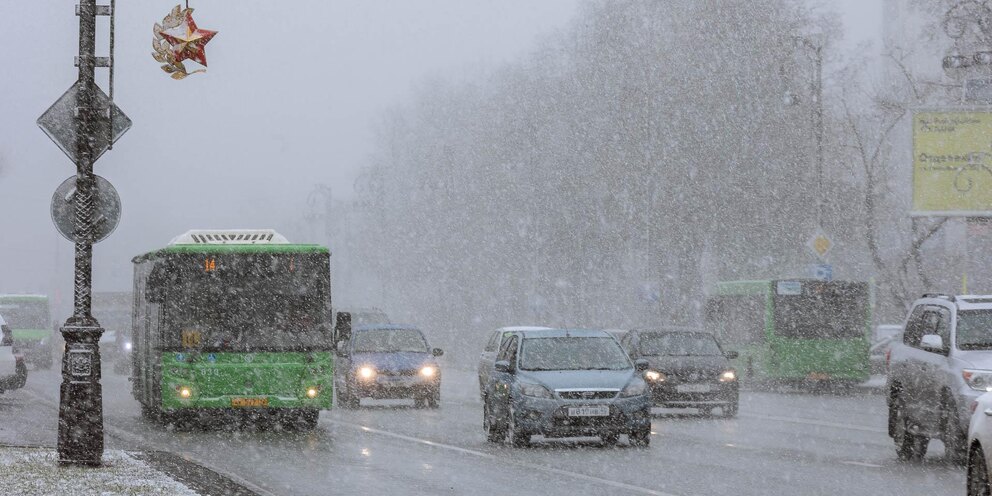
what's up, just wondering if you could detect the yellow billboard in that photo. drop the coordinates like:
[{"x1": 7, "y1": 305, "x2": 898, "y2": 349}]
[{"x1": 913, "y1": 110, "x2": 992, "y2": 216}]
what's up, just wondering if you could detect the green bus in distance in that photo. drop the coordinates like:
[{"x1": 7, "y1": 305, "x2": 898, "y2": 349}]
[
  {"x1": 130, "y1": 229, "x2": 334, "y2": 429},
  {"x1": 704, "y1": 279, "x2": 871, "y2": 386},
  {"x1": 0, "y1": 294, "x2": 54, "y2": 369}
]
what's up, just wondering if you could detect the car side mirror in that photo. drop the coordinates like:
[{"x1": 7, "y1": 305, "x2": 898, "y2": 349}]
[
  {"x1": 432, "y1": 348, "x2": 444, "y2": 357},
  {"x1": 920, "y1": 334, "x2": 945, "y2": 353},
  {"x1": 495, "y1": 360, "x2": 512, "y2": 374},
  {"x1": 334, "y1": 312, "x2": 352, "y2": 344},
  {"x1": 725, "y1": 351, "x2": 739, "y2": 360},
  {"x1": 634, "y1": 359, "x2": 650, "y2": 372}
]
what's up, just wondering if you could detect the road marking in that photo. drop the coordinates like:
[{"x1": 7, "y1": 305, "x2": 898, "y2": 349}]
[
  {"x1": 18, "y1": 387, "x2": 279, "y2": 496},
  {"x1": 740, "y1": 412, "x2": 887, "y2": 434},
  {"x1": 327, "y1": 418, "x2": 681, "y2": 496},
  {"x1": 841, "y1": 460, "x2": 885, "y2": 468}
]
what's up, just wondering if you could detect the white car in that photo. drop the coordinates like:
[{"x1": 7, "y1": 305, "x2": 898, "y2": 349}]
[
  {"x1": 969, "y1": 392, "x2": 992, "y2": 495},
  {"x1": 0, "y1": 315, "x2": 27, "y2": 392}
]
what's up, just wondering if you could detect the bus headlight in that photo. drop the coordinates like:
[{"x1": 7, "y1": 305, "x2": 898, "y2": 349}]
[
  {"x1": 719, "y1": 370, "x2": 737, "y2": 382},
  {"x1": 358, "y1": 366, "x2": 376, "y2": 380},
  {"x1": 306, "y1": 386, "x2": 319, "y2": 399},
  {"x1": 124, "y1": 341, "x2": 133, "y2": 351},
  {"x1": 178, "y1": 386, "x2": 192, "y2": 399},
  {"x1": 420, "y1": 366, "x2": 436, "y2": 378}
]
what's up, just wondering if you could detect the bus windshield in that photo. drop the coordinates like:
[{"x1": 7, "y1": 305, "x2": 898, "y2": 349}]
[
  {"x1": 773, "y1": 282, "x2": 867, "y2": 340},
  {"x1": 161, "y1": 255, "x2": 330, "y2": 351},
  {"x1": 0, "y1": 301, "x2": 49, "y2": 329}
]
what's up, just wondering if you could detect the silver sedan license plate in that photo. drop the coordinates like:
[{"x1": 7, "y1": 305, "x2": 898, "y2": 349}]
[{"x1": 568, "y1": 405, "x2": 609, "y2": 417}]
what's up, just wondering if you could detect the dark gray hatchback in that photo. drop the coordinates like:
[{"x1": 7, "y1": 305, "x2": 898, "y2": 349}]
[{"x1": 620, "y1": 329, "x2": 739, "y2": 417}]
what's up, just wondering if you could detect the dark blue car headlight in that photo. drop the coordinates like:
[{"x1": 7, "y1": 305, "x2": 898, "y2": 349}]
[{"x1": 420, "y1": 365, "x2": 437, "y2": 378}]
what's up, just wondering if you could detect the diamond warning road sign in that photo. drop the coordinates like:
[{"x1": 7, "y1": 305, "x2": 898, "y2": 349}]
[
  {"x1": 37, "y1": 80, "x2": 131, "y2": 165},
  {"x1": 807, "y1": 230, "x2": 832, "y2": 259}
]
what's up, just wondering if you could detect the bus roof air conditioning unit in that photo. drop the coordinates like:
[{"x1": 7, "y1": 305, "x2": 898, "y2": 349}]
[{"x1": 169, "y1": 229, "x2": 290, "y2": 245}]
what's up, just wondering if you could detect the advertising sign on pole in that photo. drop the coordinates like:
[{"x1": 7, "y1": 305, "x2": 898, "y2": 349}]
[{"x1": 912, "y1": 110, "x2": 992, "y2": 216}]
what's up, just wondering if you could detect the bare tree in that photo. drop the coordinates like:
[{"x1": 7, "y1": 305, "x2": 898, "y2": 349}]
[{"x1": 840, "y1": 50, "x2": 951, "y2": 315}]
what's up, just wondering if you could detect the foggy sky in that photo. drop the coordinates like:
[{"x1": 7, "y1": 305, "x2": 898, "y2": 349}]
[{"x1": 0, "y1": 1, "x2": 881, "y2": 313}]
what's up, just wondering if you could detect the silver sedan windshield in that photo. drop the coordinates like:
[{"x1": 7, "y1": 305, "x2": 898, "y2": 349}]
[{"x1": 519, "y1": 337, "x2": 631, "y2": 371}]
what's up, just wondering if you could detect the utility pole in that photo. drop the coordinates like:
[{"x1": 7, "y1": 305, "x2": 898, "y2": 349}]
[
  {"x1": 47, "y1": 0, "x2": 122, "y2": 467},
  {"x1": 58, "y1": 0, "x2": 105, "y2": 467},
  {"x1": 39, "y1": 0, "x2": 128, "y2": 466}
]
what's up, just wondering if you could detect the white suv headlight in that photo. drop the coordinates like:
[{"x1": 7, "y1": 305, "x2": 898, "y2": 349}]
[
  {"x1": 519, "y1": 382, "x2": 553, "y2": 399},
  {"x1": 620, "y1": 379, "x2": 647, "y2": 398},
  {"x1": 963, "y1": 369, "x2": 992, "y2": 392}
]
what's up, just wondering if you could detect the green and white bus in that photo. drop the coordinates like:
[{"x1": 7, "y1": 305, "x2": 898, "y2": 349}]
[
  {"x1": 0, "y1": 294, "x2": 53, "y2": 369},
  {"x1": 704, "y1": 279, "x2": 871, "y2": 385},
  {"x1": 131, "y1": 230, "x2": 335, "y2": 429}
]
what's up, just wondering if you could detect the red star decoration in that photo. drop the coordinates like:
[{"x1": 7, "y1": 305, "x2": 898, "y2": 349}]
[{"x1": 160, "y1": 11, "x2": 217, "y2": 67}]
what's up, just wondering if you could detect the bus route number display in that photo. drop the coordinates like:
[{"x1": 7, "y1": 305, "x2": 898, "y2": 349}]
[{"x1": 181, "y1": 329, "x2": 202, "y2": 348}]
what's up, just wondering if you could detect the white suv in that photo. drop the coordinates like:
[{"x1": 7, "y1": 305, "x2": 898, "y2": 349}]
[
  {"x1": 0, "y1": 315, "x2": 27, "y2": 393},
  {"x1": 887, "y1": 294, "x2": 992, "y2": 463}
]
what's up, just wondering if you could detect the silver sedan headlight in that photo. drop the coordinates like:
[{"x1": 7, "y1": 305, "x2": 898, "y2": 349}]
[
  {"x1": 620, "y1": 379, "x2": 648, "y2": 398},
  {"x1": 519, "y1": 382, "x2": 553, "y2": 399}
]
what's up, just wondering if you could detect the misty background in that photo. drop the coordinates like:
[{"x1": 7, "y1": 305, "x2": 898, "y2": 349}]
[{"x1": 5, "y1": 1, "x2": 967, "y2": 365}]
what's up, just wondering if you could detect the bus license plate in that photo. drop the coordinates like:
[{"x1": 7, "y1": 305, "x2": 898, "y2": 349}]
[
  {"x1": 231, "y1": 397, "x2": 269, "y2": 408},
  {"x1": 677, "y1": 384, "x2": 711, "y2": 393},
  {"x1": 568, "y1": 405, "x2": 609, "y2": 417}
]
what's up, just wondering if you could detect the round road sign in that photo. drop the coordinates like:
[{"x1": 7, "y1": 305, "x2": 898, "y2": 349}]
[{"x1": 50, "y1": 175, "x2": 121, "y2": 243}]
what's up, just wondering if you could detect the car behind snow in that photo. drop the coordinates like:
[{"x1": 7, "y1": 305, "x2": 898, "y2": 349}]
[
  {"x1": 0, "y1": 315, "x2": 27, "y2": 393},
  {"x1": 968, "y1": 392, "x2": 992, "y2": 495},
  {"x1": 334, "y1": 324, "x2": 443, "y2": 408},
  {"x1": 482, "y1": 329, "x2": 651, "y2": 447},
  {"x1": 620, "y1": 328, "x2": 739, "y2": 417}
]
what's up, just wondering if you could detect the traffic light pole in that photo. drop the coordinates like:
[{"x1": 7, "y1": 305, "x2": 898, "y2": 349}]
[{"x1": 58, "y1": 0, "x2": 105, "y2": 467}]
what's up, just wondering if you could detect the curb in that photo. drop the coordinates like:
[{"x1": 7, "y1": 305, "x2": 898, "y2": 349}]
[
  {"x1": 19, "y1": 387, "x2": 274, "y2": 496},
  {"x1": 133, "y1": 450, "x2": 261, "y2": 496}
]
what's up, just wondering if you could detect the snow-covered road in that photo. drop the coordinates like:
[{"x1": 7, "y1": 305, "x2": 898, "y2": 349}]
[{"x1": 0, "y1": 367, "x2": 963, "y2": 496}]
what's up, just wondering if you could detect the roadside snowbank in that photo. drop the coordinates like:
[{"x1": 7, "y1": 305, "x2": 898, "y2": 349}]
[{"x1": 0, "y1": 446, "x2": 198, "y2": 496}]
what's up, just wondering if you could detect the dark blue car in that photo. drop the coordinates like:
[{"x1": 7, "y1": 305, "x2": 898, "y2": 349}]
[{"x1": 334, "y1": 324, "x2": 443, "y2": 409}]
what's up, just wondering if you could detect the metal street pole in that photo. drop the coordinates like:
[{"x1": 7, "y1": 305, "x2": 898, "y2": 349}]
[{"x1": 58, "y1": 0, "x2": 105, "y2": 467}]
